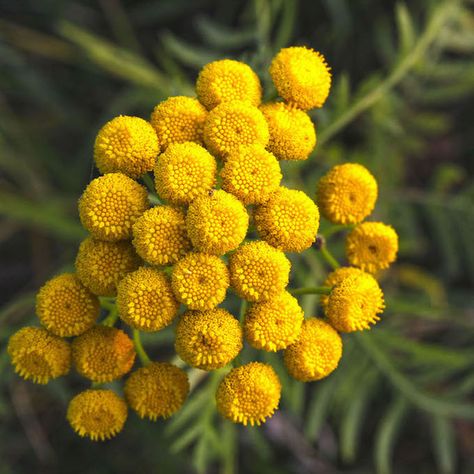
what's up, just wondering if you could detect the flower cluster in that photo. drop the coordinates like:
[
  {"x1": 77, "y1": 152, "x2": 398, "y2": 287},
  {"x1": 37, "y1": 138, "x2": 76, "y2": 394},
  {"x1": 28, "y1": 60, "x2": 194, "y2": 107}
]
[{"x1": 8, "y1": 46, "x2": 399, "y2": 441}]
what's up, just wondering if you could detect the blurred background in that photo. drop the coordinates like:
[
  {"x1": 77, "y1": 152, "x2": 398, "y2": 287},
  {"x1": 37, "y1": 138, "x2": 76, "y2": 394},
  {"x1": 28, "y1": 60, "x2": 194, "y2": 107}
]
[{"x1": 0, "y1": 0, "x2": 473, "y2": 473}]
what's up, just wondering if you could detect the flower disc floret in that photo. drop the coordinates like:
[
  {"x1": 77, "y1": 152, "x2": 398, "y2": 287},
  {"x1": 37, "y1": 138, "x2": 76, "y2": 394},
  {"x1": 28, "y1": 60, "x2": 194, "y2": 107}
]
[
  {"x1": 221, "y1": 145, "x2": 282, "y2": 205},
  {"x1": 216, "y1": 362, "x2": 281, "y2": 426},
  {"x1": 175, "y1": 309, "x2": 242, "y2": 370},
  {"x1": 124, "y1": 362, "x2": 189, "y2": 420},
  {"x1": 36, "y1": 273, "x2": 100, "y2": 337},
  {"x1": 8, "y1": 327, "x2": 71, "y2": 384},
  {"x1": 269, "y1": 46, "x2": 331, "y2": 110},
  {"x1": 117, "y1": 267, "x2": 179, "y2": 332},
  {"x1": 94, "y1": 115, "x2": 159, "y2": 178},
  {"x1": 284, "y1": 318, "x2": 342, "y2": 382},
  {"x1": 79, "y1": 173, "x2": 149, "y2": 241},
  {"x1": 317, "y1": 163, "x2": 378, "y2": 224},
  {"x1": 196, "y1": 59, "x2": 262, "y2": 110},
  {"x1": 320, "y1": 266, "x2": 366, "y2": 310},
  {"x1": 154, "y1": 142, "x2": 216, "y2": 205}
]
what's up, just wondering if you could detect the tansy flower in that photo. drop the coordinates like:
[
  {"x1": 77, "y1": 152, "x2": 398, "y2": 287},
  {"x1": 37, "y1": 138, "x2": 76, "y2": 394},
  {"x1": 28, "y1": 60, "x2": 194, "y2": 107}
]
[
  {"x1": 154, "y1": 142, "x2": 216, "y2": 205},
  {"x1": 67, "y1": 389, "x2": 127, "y2": 441},
  {"x1": 124, "y1": 362, "x2": 189, "y2": 420},
  {"x1": 8, "y1": 327, "x2": 71, "y2": 384},
  {"x1": 72, "y1": 326, "x2": 135, "y2": 383},
  {"x1": 186, "y1": 190, "x2": 248, "y2": 255},
  {"x1": 75, "y1": 237, "x2": 141, "y2": 297},
  {"x1": 78, "y1": 173, "x2": 149, "y2": 241},
  {"x1": 254, "y1": 187, "x2": 320, "y2": 252},
  {"x1": 326, "y1": 273, "x2": 385, "y2": 332},
  {"x1": 150, "y1": 96, "x2": 207, "y2": 149},
  {"x1": 196, "y1": 59, "x2": 262, "y2": 110},
  {"x1": 132, "y1": 206, "x2": 191, "y2": 266},
  {"x1": 283, "y1": 318, "x2": 342, "y2": 382},
  {"x1": 175, "y1": 309, "x2": 242, "y2": 370},
  {"x1": 220, "y1": 145, "x2": 282, "y2": 205},
  {"x1": 171, "y1": 253, "x2": 229, "y2": 310},
  {"x1": 346, "y1": 222, "x2": 399, "y2": 273},
  {"x1": 94, "y1": 115, "x2": 159, "y2": 178},
  {"x1": 203, "y1": 101, "x2": 269, "y2": 158},
  {"x1": 36, "y1": 273, "x2": 100, "y2": 337},
  {"x1": 320, "y1": 266, "x2": 366, "y2": 310},
  {"x1": 216, "y1": 362, "x2": 281, "y2": 426},
  {"x1": 260, "y1": 102, "x2": 316, "y2": 160},
  {"x1": 269, "y1": 46, "x2": 331, "y2": 110},
  {"x1": 229, "y1": 240, "x2": 290, "y2": 302},
  {"x1": 316, "y1": 163, "x2": 378, "y2": 224},
  {"x1": 244, "y1": 291, "x2": 304, "y2": 351},
  {"x1": 117, "y1": 267, "x2": 179, "y2": 332}
]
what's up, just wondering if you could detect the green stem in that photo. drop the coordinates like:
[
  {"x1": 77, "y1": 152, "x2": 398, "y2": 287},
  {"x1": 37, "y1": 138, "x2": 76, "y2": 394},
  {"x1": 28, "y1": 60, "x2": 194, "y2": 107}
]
[
  {"x1": 141, "y1": 173, "x2": 156, "y2": 194},
  {"x1": 319, "y1": 246, "x2": 340, "y2": 270},
  {"x1": 323, "y1": 224, "x2": 354, "y2": 239},
  {"x1": 290, "y1": 286, "x2": 332, "y2": 296},
  {"x1": 101, "y1": 306, "x2": 119, "y2": 327},
  {"x1": 234, "y1": 300, "x2": 248, "y2": 367},
  {"x1": 133, "y1": 329, "x2": 151, "y2": 366}
]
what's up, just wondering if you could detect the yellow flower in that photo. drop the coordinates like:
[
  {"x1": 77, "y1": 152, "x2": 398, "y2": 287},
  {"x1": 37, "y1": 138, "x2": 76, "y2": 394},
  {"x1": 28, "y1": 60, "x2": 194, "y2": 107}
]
[
  {"x1": 196, "y1": 59, "x2": 262, "y2": 110},
  {"x1": 175, "y1": 309, "x2": 242, "y2": 370},
  {"x1": 221, "y1": 145, "x2": 282, "y2": 205},
  {"x1": 36, "y1": 273, "x2": 100, "y2": 337},
  {"x1": 186, "y1": 190, "x2": 248, "y2": 255},
  {"x1": 216, "y1": 362, "x2": 281, "y2": 426},
  {"x1": 346, "y1": 222, "x2": 399, "y2": 273},
  {"x1": 94, "y1": 115, "x2": 159, "y2": 178},
  {"x1": 79, "y1": 173, "x2": 149, "y2": 241},
  {"x1": 244, "y1": 291, "x2": 304, "y2": 351},
  {"x1": 150, "y1": 96, "x2": 207, "y2": 149},
  {"x1": 203, "y1": 101, "x2": 269, "y2": 158},
  {"x1": 283, "y1": 318, "x2": 342, "y2": 382},
  {"x1": 316, "y1": 163, "x2": 378, "y2": 224},
  {"x1": 269, "y1": 46, "x2": 331, "y2": 110},
  {"x1": 67, "y1": 389, "x2": 127, "y2": 441},
  {"x1": 320, "y1": 266, "x2": 366, "y2": 310},
  {"x1": 124, "y1": 362, "x2": 189, "y2": 420},
  {"x1": 117, "y1": 266, "x2": 179, "y2": 332},
  {"x1": 260, "y1": 102, "x2": 316, "y2": 160},
  {"x1": 75, "y1": 237, "x2": 141, "y2": 297},
  {"x1": 8, "y1": 327, "x2": 71, "y2": 384},
  {"x1": 72, "y1": 326, "x2": 136, "y2": 383},
  {"x1": 154, "y1": 142, "x2": 216, "y2": 205},
  {"x1": 171, "y1": 253, "x2": 229, "y2": 310},
  {"x1": 326, "y1": 273, "x2": 385, "y2": 332},
  {"x1": 254, "y1": 187, "x2": 320, "y2": 252},
  {"x1": 229, "y1": 240, "x2": 290, "y2": 302},
  {"x1": 132, "y1": 206, "x2": 191, "y2": 266}
]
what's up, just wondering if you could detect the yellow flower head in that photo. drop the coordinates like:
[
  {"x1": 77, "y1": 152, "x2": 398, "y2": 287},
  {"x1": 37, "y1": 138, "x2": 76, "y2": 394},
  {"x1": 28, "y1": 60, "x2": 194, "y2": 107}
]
[
  {"x1": 255, "y1": 187, "x2": 320, "y2": 252},
  {"x1": 244, "y1": 291, "x2": 304, "y2": 351},
  {"x1": 154, "y1": 142, "x2": 216, "y2": 205},
  {"x1": 175, "y1": 309, "x2": 242, "y2": 370},
  {"x1": 79, "y1": 173, "x2": 149, "y2": 241},
  {"x1": 196, "y1": 59, "x2": 262, "y2": 110},
  {"x1": 171, "y1": 253, "x2": 229, "y2": 310},
  {"x1": 269, "y1": 46, "x2": 331, "y2": 110},
  {"x1": 117, "y1": 266, "x2": 179, "y2": 332},
  {"x1": 124, "y1": 362, "x2": 189, "y2": 421},
  {"x1": 203, "y1": 101, "x2": 269, "y2": 158},
  {"x1": 346, "y1": 222, "x2": 399, "y2": 273},
  {"x1": 75, "y1": 237, "x2": 141, "y2": 297},
  {"x1": 221, "y1": 145, "x2": 282, "y2": 205},
  {"x1": 67, "y1": 389, "x2": 127, "y2": 441},
  {"x1": 94, "y1": 115, "x2": 159, "y2": 178},
  {"x1": 72, "y1": 326, "x2": 135, "y2": 383},
  {"x1": 216, "y1": 362, "x2": 281, "y2": 426},
  {"x1": 186, "y1": 190, "x2": 248, "y2": 255},
  {"x1": 8, "y1": 327, "x2": 71, "y2": 384},
  {"x1": 132, "y1": 206, "x2": 191, "y2": 266},
  {"x1": 283, "y1": 318, "x2": 342, "y2": 382},
  {"x1": 229, "y1": 240, "x2": 290, "y2": 302},
  {"x1": 260, "y1": 102, "x2": 316, "y2": 160},
  {"x1": 320, "y1": 266, "x2": 366, "y2": 310},
  {"x1": 316, "y1": 163, "x2": 378, "y2": 225},
  {"x1": 326, "y1": 273, "x2": 385, "y2": 332},
  {"x1": 36, "y1": 273, "x2": 100, "y2": 337}
]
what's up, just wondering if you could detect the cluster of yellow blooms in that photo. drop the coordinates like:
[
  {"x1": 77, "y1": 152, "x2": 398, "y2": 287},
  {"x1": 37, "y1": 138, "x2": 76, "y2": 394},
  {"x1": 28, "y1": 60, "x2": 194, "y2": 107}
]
[{"x1": 8, "y1": 46, "x2": 399, "y2": 441}]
